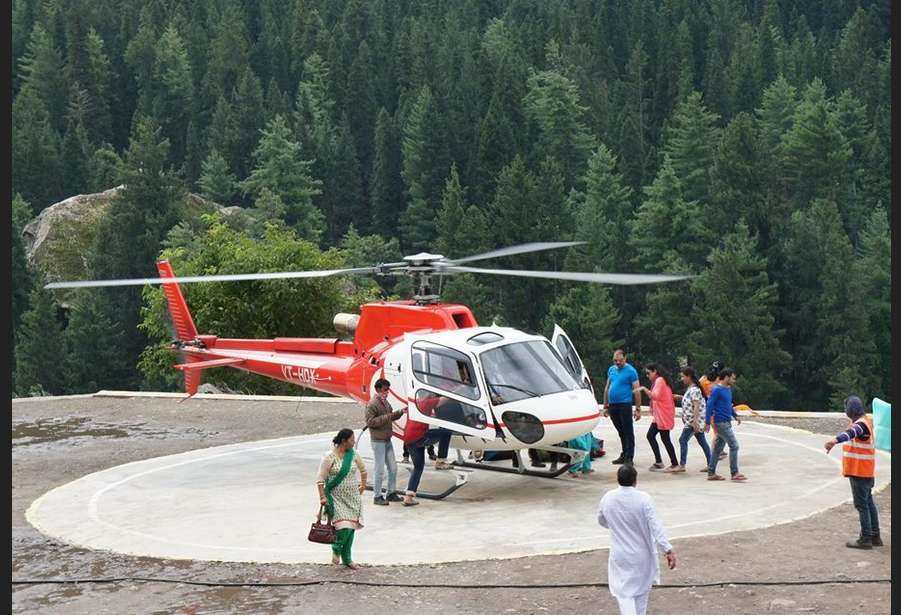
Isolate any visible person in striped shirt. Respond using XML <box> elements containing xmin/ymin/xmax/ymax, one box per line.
<box><xmin>824</xmin><ymin>395</ymin><xmax>882</xmax><ymax>549</ymax></box>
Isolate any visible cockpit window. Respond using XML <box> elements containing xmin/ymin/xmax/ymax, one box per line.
<box><xmin>467</xmin><ymin>332</ymin><xmax>504</xmax><ymax>346</ymax></box>
<box><xmin>481</xmin><ymin>340</ymin><xmax>580</xmax><ymax>404</ymax></box>
<box><xmin>411</xmin><ymin>341</ymin><xmax>481</xmax><ymax>400</ymax></box>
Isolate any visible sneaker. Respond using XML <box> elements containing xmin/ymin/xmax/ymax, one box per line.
<box><xmin>846</xmin><ymin>536</ymin><xmax>873</xmax><ymax>549</ymax></box>
<box><xmin>871</xmin><ymin>534</ymin><xmax>884</xmax><ymax>547</ymax></box>
<box><xmin>385</xmin><ymin>493</ymin><xmax>403</xmax><ymax>503</ymax></box>
<box><xmin>648</xmin><ymin>463</ymin><xmax>664</xmax><ymax>471</ymax></box>
<box><xmin>610</xmin><ymin>456</ymin><xmax>626</xmax><ymax>465</ymax></box>
<box><xmin>435</xmin><ymin>460</ymin><xmax>454</xmax><ymax>470</ymax></box>
<box><xmin>373</xmin><ymin>496</ymin><xmax>388</xmax><ymax>506</ymax></box>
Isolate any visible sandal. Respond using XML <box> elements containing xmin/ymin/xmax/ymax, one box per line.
<box><xmin>403</xmin><ymin>499</ymin><xmax>419</xmax><ymax>507</ymax></box>
<box><xmin>331</xmin><ymin>553</ymin><xmax>340</xmax><ymax>565</ymax></box>
<box><xmin>648</xmin><ymin>463</ymin><xmax>664</xmax><ymax>471</ymax></box>
<box><xmin>707</xmin><ymin>474</ymin><xmax>726</xmax><ymax>481</ymax></box>
<box><xmin>345</xmin><ymin>562</ymin><xmax>360</xmax><ymax>570</ymax></box>
<box><xmin>731</xmin><ymin>473</ymin><xmax>748</xmax><ymax>481</ymax></box>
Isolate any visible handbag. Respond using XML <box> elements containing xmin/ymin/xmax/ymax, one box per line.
<box><xmin>308</xmin><ymin>505</ymin><xmax>336</xmax><ymax>544</ymax></box>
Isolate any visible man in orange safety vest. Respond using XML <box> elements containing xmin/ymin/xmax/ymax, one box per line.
<box><xmin>824</xmin><ymin>395</ymin><xmax>882</xmax><ymax>549</ymax></box>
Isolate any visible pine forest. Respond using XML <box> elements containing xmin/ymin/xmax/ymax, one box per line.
<box><xmin>11</xmin><ymin>0</ymin><xmax>891</xmax><ymax>410</ymax></box>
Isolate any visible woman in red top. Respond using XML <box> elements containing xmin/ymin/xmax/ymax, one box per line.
<box><xmin>639</xmin><ymin>364</ymin><xmax>678</xmax><ymax>471</ymax></box>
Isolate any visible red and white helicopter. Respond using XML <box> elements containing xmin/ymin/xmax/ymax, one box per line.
<box><xmin>48</xmin><ymin>242</ymin><xmax>688</xmax><ymax>492</ymax></box>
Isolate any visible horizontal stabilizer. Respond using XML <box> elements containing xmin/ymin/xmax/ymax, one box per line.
<box><xmin>175</xmin><ymin>358</ymin><xmax>245</xmax><ymax>371</ymax></box>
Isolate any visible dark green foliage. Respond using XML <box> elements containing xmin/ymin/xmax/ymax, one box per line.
<box><xmin>688</xmin><ymin>221</ymin><xmax>790</xmax><ymax>407</ymax></box>
<box><xmin>369</xmin><ymin>107</ymin><xmax>404</xmax><ymax>230</ymax></box>
<box><xmin>139</xmin><ymin>216</ymin><xmax>375</xmax><ymax>395</ymax></box>
<box><xmin>198</xmin><ymin>149</ymin><xmax>237</xmax><ymax>205</ymax></box>
<box><xmin>14</xmin><ymin>282</ymin><xmax>66</xmax><ymax>396</ymax></box>
<box><xmin>240</xmin><ymin>115</ymin><xmax>324</xmax><ymax>241</ymax></box>
<box><xmin>11</xmin><ymin>195</ymin><xmax>34</xmax><ymax>391</ymax></box>
<box><xmin>87</xmin><ymin>116</ymin><xmax>185</xmax><ymax>388</ymax></box>
<box><xmin>9</xmin><ymin>1</ymin><xmax>889</xmax><ymax>408</ymax></box>
<box><xmin>62</xmin><ymin>290</ymin><xmax>131</xmax><ymax>393</ymax></box>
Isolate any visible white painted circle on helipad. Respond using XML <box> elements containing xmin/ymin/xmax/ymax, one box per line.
<box><xmin>26</xmin><ymin>422</ymin><xmax>890</xmax><ymax>565</ymax></box>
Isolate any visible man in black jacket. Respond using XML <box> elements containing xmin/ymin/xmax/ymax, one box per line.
<box><xmin>365</xmin><ymin>378</ymin><xmax>404</xmax><ymax>505</ymax></box>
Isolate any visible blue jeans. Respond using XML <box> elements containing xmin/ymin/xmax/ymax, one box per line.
<box><xmin>708</xmin><ymin>421</ymin><xmax>739</xmax><ymax>476</ymax></box>
<box><xmin>849</xmin><ymin>476</ymin><xmax>880</xmax><ymax>538</ymax></box>
<box><xmin>678</xmin><ymin>424</ymin><xmax>711</xmax><ymax>467</ymax></box>
<box><xmin>405</xmin><ymin>429</ymin><xmax>452</xmax><ymax>494</ymax></box>
<box><xmin>371</xmin><ymin>439</ymin><xmax>398</xmax><ymax>497</ymax></box>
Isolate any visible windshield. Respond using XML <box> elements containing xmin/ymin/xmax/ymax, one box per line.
<box><xmin>480</xmin><ymin>340</ymin><xmax>581</xmax><ymax>404</ymax></box>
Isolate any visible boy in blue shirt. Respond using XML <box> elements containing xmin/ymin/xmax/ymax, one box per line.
<box><xmin>704</xmin><ymin>368</ymin><xmax>747</xmax><ymax>481</ymax></box>
<box><xmin>603</xmin><ymin>349</ymin><xmax>642</xmax><ymax>465</ymax></box>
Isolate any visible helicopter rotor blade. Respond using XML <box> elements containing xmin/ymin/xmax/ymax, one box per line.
<box><xmin>445</xmin><ymin>241</ymin><xmax>586</xmax><ymax>265</ymax></box>
<box><xmin>44</xmin><ymin>266</ymin><xmax>383</xmax><ymax>290</ymax></box>
<box><xmin>441</xmin><ymin>265</ymin><xmax>693</xmax><ymax>285</ymax></box>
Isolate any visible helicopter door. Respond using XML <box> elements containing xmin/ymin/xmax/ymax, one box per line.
<box><xmin>551</xmin><ymin>324</ymin><xmax>595</xmax><ymax>396</ymax></box>
<box><xmin>408</xmin><ymin>340</ymin><xmax>496</xmax><ymax>441</ymax></box>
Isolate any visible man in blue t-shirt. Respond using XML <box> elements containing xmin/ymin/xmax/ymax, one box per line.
<box><xmin>704</xmin><ymin>368</ymin><xmax>747</xmax><ymax>481</ymax></box>
<box><xmin>603</xmin><ymin>349</ymin><xmax>642</xmax><ymax>465</ymax></box>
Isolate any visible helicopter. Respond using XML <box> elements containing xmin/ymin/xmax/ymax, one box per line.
<box><xmin>46</xmin><ymin>241</ymin><xmax>689</xmax><ymax>491</ymax></box>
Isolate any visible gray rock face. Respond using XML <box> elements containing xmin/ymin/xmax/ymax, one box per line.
<box><xmin>23</xmin><ymin>186</ymin><xmax>124</xmax><ymax>265</ymax></box>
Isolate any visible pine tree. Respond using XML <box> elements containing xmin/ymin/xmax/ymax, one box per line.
<box><xmin>63</xmin><ymin>290</ymin><xmax>131</xmax><ymax>393</ymax></box>
<box><xmin>399</xmin><ymin>85</ymin><xmax>451</xmax><ymax>252</ymax></box>
<box><xmin>779</xmin><ymin>79</ymin><xmax>851</xmax><ymax>204</ymax></box>
<box><xmin>662</xmin><ymin>91</ymin><xmax>721</xmax><ymax>210</ymax></box>
<box><xmin>11</xmin><ymin>195</ymin><xmax>34</xmax><ymax>391</ymax></box>
<box><xmin>206</xmin><ymin>96</ymin><xmax>241</xmax><ymax>190</ymax></box>
<box><xmin>232</xmin><ymin>67</ymin><xmax>265</xmax><ymax>179</ymax></box>
<box><xmin>12</xmin><ymin>86</ymin><xmax>63</xmax><ymax>212</ymax></box>
<box><xmin>778</xmin><ymin>199</ymin><xmax>873</xmax><ymax>408</ymax></box>
<box><xmin>566</xmin><ymin>144</ymin><xmax>633</xmax><ymax>273</ymax></box>
<box><xmin>198</xmin><ymin>149</ymin><xmax>237</xmax><ymax>204</ymax></box>
<box><xmin>87</xmin><ymin>116</ymin><xmax>185</xmax><ymax>388</ymax></box>
<box><xmin>850</xmin><ymin>207</ymin><xmax>890</xmax><ymax>401</ymax></box>
<box><xmin>14</xmin><ymin>283</ymin><xmax>66</xmax><ymax>396</ymax></box>
<box><xmin>240</xmin><ymin>114</ymin><xmax>324</xmax><ymax>242</ymax></box>
<box><xmin>629</xmin><ymin>157</ymin><xmax>712</xmax><ymax>272</ymax></box>
<box><xmin>522</xmin><ymin>61</ymin><xmax>595</xmax><ymax>188</ymax></box>
<box><xmin>18</xmin><ymin>23</ymin><xmax>67</xmax><ymax>132</ymax></box>
<box><xmin>370</xmin><ymin>107</ymin><xmax>404</xmax><ymax>230</ymax></box>
<box><xmin>688</xmin><ymin>221</ymin><xmax>790</xmax><ymax>407</ymax></box>
<box><xmin>324</xmin><ymin>117</ymin><xmax>365</xmax><ymax>243</ymax></box>
<box><xmin>151</xmin><ymin>24</ymin><xmax>194</xmax><ymax>165</ymax></box>
<box><xmin>711</xmin><ymin>112</ymin><xmax>768</xmax><ymax>242</ymax></box>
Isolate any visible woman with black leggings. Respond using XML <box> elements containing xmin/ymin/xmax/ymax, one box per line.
<box><xmin>639</xmin><ymin>364</ymin><xmax>678</xmax><ymax>470</ymax></box>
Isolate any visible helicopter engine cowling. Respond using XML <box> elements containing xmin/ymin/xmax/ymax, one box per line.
<box><xmin>333</xmin><ymin>313</ymin><xmax>360</xmax><ymax>336</ymax></box>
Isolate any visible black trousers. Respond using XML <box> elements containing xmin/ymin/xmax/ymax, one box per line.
<box><xmin>608</xmin><ymin>403</ymin><xmax>635</xmax><ymax>461</ymax></box>
<box><xmin>647</xmin><ymin>422</ymin><xmax>678</xmax><ymax>466</ymax></box>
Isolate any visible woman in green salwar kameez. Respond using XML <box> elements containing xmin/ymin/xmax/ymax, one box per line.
<box><xmin>317</xmin><ymin>428</ymin><xmax>367</xmax><ymax>569</ymax></box>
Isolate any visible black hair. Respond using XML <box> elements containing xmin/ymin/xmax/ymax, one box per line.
<box><xmin>681</xmin><ymin>366</ymin><xmax>702</xmax><ymax>391</ymax></box>
<box><xmin>706</xmin><ymin>360</ymin><xmax>724</xmax><ymax>382</ymax></box>
<box><xmin>332</xmin><ymin>428</ymin><xmax>354</xmax><ymax>446</ymax></box>
<box><xmin>645</xmin><ymin>363</ymin><xmax>672</xmax><ymax>389</ymax></box>
<box><xmin>374</xmin><ymin>378</ymin><xmax>391</xmax><ymax>390</ymax></box>
<box><xmin>719</xmin><ymin>367</ymin><xmax>735</xmax><ymax>378</ymax></box>
<box><xmin>617</xmin><ymin>464</ymin><xmax>638</xmax><ymax>486</ymax></box>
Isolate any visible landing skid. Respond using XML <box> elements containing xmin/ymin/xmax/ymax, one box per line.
<box><xmin>365</xmin><ymin>465</ymin><xmax>471</xmax><ymax>500</ymax></box>
<box><xmin>452</xmin><ymin>446</ymin><xmax>587</xmax><ymax>479</ymax></box>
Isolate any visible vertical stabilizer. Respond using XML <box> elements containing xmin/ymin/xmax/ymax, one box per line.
<box><xmin>156</xmin><ymin>260</ymin><xmax>199</xmax><ymax>342</ymax></box>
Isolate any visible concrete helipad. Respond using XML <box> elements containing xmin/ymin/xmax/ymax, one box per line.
<box><xmin>26</xmin><ymin>421</ymin><xmax>891</xmax><ymax>565</ymax></box>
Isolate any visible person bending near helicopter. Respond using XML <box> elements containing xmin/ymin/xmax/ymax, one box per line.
<box><xmin>603</xmin><ymin>349</ymin><xmax>642</xmax><ymax>466</ymax></box>
<box><xmin>401</xmin><ymin>392</ymin><xmax>460</xmax><ymax>506</ymax></box>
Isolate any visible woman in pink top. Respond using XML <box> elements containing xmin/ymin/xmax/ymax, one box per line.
<box><xmin>639</xmin><ymin>364</ymin><xmax>678</xmax><ymax>471</ymax></box>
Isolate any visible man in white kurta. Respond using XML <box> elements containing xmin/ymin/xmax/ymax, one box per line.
<box><xmin>597</xmin><ymin>465</ymin><xmax>676</xmax><ymax>615</ymax></box>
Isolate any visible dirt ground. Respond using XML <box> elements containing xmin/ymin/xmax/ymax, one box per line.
<box><xmin>11</xmin><ymin>396</ymin><xmax>892</xmax><ymax>614</ymax></box>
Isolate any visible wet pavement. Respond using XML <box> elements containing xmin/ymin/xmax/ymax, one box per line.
<box><xmin>11</xmin><ymin>395</ymin><xmax>892</xmax><ymax>614</ymax></box>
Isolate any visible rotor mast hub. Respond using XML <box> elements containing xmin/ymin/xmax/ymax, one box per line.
<box><xmin>403</xmin><ymin>253</ymin><xmax>446</xmax><ymax>304</ymax></box>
